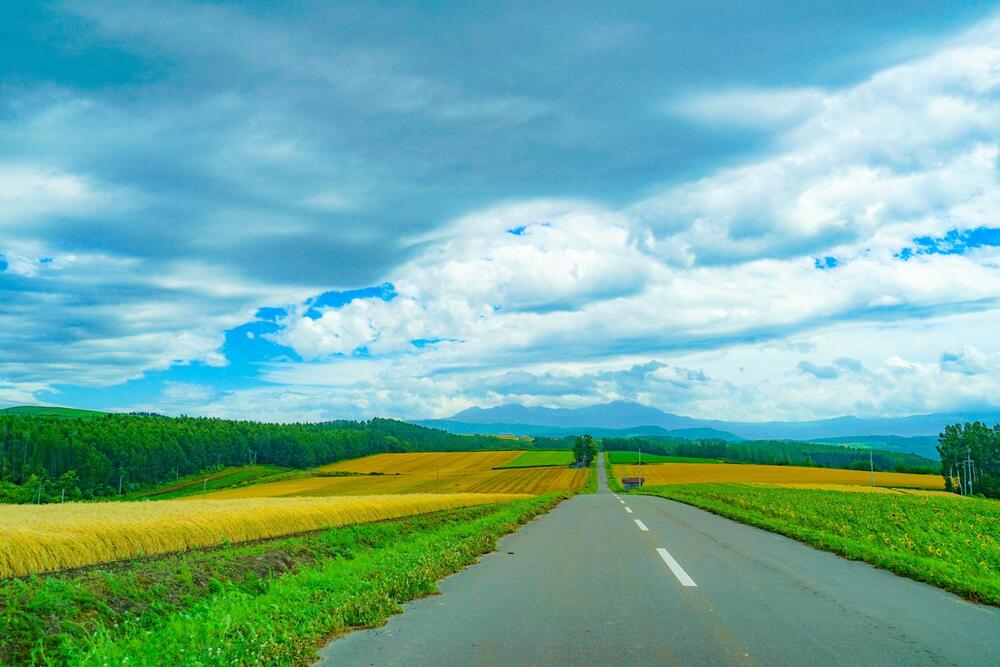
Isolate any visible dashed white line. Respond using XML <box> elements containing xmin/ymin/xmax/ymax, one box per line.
<box><xmin>625</xmin><ymin>507</ymin><xmax>634</xmax><ymax>514</ymax></box>
<box><xmin>634</xmin><ymin>519</ymin><xmax>649</xmax><ymax>531</ymax></box>
<box><xmin>657</xmin><ymin>548</ymin><xmax>697</xmax><ymax>587</ymax></box>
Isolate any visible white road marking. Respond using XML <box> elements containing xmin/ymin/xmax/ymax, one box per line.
<box><xmin>634</xmin><ymin>519</ymin><xmax>649</xmax><ymax>531</ymax></box>
<box><xmin>625</xmin><ymin>507</ymin><xmax>634</xmax><ymax>514</ymax></box>
<box><xmin>619</xmin><ymin>499</ymin><xmax>625</xmax><ymax>504</ymax></box>
<box><xmin>657</xmin><ymin>548</ymin><xmax>697</xmax><ymax>587</ymax></box>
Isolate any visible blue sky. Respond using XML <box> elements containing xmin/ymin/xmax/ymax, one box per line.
<box><xmin>1</xmin><ymin>1</ymin><xmax>999</xmax><ymax>421</ymax></box>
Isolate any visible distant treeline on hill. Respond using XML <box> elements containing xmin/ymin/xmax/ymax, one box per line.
<box><xmin>0</xmin><ymin>413</ymin><xmax>526</xmax><ymax>502</ymax></box>
<box><xmin>600</xmin><ymin>436</ymin><xmax>939</xmax><ymax>474</ymax></box>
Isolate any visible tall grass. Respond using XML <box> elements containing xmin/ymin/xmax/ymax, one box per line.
<box><xmin>0</xmin><ymin>494</ymin><xmax>526</xmax><ymax>578</ymax></box>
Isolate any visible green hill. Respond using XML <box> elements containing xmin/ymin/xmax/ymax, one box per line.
<box><xmin>0</xmin><ymin>405</ymin><xmax>106</xmax><ymax>419</ymax></box>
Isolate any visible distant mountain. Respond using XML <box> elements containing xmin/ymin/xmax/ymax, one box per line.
<box><xmin>414</xmin><ymin>419</ymin><xmax>744</xmax><ymax>442</ymax></box>
<box><xmin>428</xmin><ymin>401</ymin><xmax>1000</xmax><ymax>454</ymax></box>
<box><xmin>450</xmin><ymin>400</ymin><xmax>702</xmax><ymax>430</ymax></box>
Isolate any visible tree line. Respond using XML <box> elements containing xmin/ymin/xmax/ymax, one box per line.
<box><xmin>0</xmin><ymin>414</ymin><xmax>522</xmax><ymax>503</ymax></box>
<box><xmin>600</xmin><ymin>436</ymin><xmax>938</xmax><ymax>474</ymax></box>
<box><xmin>937</xmin><ymin>421</ymin><xmax>999</xmax><ymax>498</ymax></box>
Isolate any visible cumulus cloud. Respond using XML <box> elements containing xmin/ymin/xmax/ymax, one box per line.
<box><xmin>2</xmin><ymin>4</ymin><xmax>999</xmax><ymax>420</ymax></box>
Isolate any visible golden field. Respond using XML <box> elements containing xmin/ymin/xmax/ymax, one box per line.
<box><xmin>0</xmin><ymin>493</ymin><xmax>525</xmax><ymax>578</ymax></box>
<box><xmin>198</xmin><ymin>451</ymin><xmax>589</xmax><ymax>499</ymax></box>
<box><xmin>613</xmin><ymin>462</ymin><xmax>945</xmax><ymax>489</ymax></box>
<box><xmin>320</xmin><ymin>451</ymin><xmax>522</xmax><ymax>475</ymax></box>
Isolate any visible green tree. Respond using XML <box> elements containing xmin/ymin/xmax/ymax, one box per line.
<box><xmin>937</xmin><ymin>422</ymin><xmax>1000</xmax><ymax>497</ymax></box>
<box><xmin>573</xmin><ymin>434</ymin><xmax>597</xmax><ymax>466</ymax></box>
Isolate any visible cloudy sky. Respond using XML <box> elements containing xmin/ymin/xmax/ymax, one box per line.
<box><xmin>2</xmin><ymin>1</ymin><xmax>999</xmax><ymax>422</ymax></box>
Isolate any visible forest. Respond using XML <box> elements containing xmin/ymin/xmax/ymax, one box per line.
<box><xmin>0</xmin><ymin>413</ymin><xmax>521</xmax><ymax>502</ymax></box>
<box><xmin>936</xmin><ymin>421</ymin><xmax>1000</xmax><ymax>498</ymax></box>
<box><xmin>601</xmin><ymin>435</ymin><xmax>939</xmax><ymax>475</ymax></box>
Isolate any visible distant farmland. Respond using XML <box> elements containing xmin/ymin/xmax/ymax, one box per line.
<box><xmin>613</xmin><ymin>462</ymin><xmax>944</xmax><ymax>489</ymax></box>
<box><xmin>497</xmin><ymin>450</ymin><xmax>575</xmax><ymax>468</ymax></box>
<box><xmin>203</xmin><ymin>451</ymin><xmax>589</xmax><ymax>498</ymax></box>
<box><xmin>606</xmin><ymin>451</ymin><xmax>720</xmax><ymax>464</ymax></box>
<box><xmin>321</xmin><ymin>451</ymin><xmax>522</xmax><ymax>475</ymax></box>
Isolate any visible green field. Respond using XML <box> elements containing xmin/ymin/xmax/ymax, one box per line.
<box><xmin>0</xmin><ymin>405</ymin><xmax>105</xmax><ymax>419</ymax></box>
<box><xmin>0</xmin><ymin>494</ymin><xmax>564</xmax><ymax>665</ymax></box>
<box><xmin>637</xmin><ymin>483</ymin><xmax>1000</xmax><ymax>606</ymax></box>
<box><xmin>127</xmin><ymin>464</ymin><xmax>305</xmax><ymax>500</ymax></box>
<box><xmin>497</xmin><ymin>450</ymin><xmax>575</xmax><ymax>468</ymax></box>
<box><xmin>607</xmin><ymin>451</ymin><xmax>721</xmax><ymax>464</ymax></box>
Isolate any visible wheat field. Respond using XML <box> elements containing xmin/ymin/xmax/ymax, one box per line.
<box><xmin>0</xmin><ymin>493</ymin><xmax>525</xmax><ymax>578</ymax></box>
<box><xmin>319</xmin><ymin>451</ymin><xmax>522</xmax><ymax>475</ymax></box>
<box><xmin>613</xmin><ymin>462</ymin><xmax>945</xmax><ymax>489</ymax></box>
<box><xmin>204</xmin><ymin>465</ymin><xmax>588</xmax><ymax>498</ymax></box>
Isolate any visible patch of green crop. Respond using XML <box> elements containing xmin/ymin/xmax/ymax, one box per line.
<box><xmin>496</xmin><ymin>450</ymin><xmax>575</xmax><ymax>468</ymax></box>
<box><xmin>638</xmin><ymin>483</ymin><xmax>1000</xmax><ymax>606</ymax></box>
<box><xmin>0</xmin><ymin>494</ymin><xmax>565</xmax><ymax>665</ymax></box>
<box><xmin>127</xmin><ymin>465</ymin><xmax>306</xmax><ymax>500</ymax></box>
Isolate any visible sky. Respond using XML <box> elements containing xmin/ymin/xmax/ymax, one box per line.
<box><xmin>1</xmin><ymin>0</ymin><xmax>999</xmax><ymax>422</ymax></box>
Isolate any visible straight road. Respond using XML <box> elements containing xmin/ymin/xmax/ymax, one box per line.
<box><xmin>317</xmin><ymin>456</ymin><xmax>1000</xmax><ymax>666</ymax></box>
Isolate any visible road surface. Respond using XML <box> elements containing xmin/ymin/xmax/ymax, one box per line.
<box><xmin>317</xmin><ymin>455</ymin><xmax>1000</xmax><ymax>666</ymax></box>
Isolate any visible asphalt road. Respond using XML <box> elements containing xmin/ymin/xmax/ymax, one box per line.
<box><xmin>316</xmin><ymin>456</ymin><xmax>1000</xmax><ymax>666</ymax></box>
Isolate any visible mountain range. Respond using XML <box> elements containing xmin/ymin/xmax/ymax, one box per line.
<box><xmin>416</xmin><ymin>400</ymin><xmax>1000</xmax><ymax>458</ymax></box>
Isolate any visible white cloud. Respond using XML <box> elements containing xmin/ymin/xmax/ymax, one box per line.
<box><xmin>3</xmin><ymin>7</ymin><xmax>1000</xmax><ymax>420</ymax></box>
<box><xmin>671</xmin><ymin>87</ymin><xmax>828</xmax><ymax>129</ymax></box>
<box><xmin>254</xmin><ymin>18</ymin><xmax>1000</xmax><ymax>419</ymax></box>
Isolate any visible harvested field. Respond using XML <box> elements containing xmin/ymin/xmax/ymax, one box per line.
<box><xmin>320</xmin><ymin>451</ymin><xmax>522</xmax><ymax>475</ymax></box>
<box><xmin>204</xmin><ymin>465</ymin><xmax>588</xmax><ymax>498</ymax></box>
<box><xmin>0</xmin><ymin>493</ymin><xmax>524</xmax><ymax>578</ymax></box>
<box><xmin>613</xmin><ymin>462</ymin><xmax>944</xmax><ymax>489</ymax></box>
<box><xmin>497</xmin><ymin>450</ymin><xmax>575</xmax><ymax>468</ymax></box>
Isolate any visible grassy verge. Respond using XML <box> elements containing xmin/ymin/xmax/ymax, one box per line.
<box><xmin>0</xmin><ymin>494</ymin><xmax>564</xmax><ymax>665</ymax></box>
<box><xmin>579</xmin><ymin>459</ymin><xmax>598</xmax><ymax>494</ymax></box>
<box><xmin>496</xmin><ymin>450</ymin><xmax>574</xmax><ymax>469</ymax></box>
<box><xmin>638</xmin><ymin>483</ymin><xmax>1000</xmax><ymax>606</ymax></box>
<box><xmin>606</xmin><ymin>451</ymin><xmax>721</xmax><ymax>464</ymax></box>
<box><xmin>605</xmin><ymin>453</ymin><xmax>624</xmax><ymax>493</ymax></box>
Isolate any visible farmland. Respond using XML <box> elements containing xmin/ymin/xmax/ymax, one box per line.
<box><xmin>0</xmin><ymin>493</ymin><xmax>525</xmax><ymax>578</ymax></box>
<box><xmin>637</xmin><ymin>484</ymin><xmax>1000</xmax><ymax>605</ymax></box>
<box><xmin>606</xmin><ymin>451</ymin><xmax>721</xmax><ymax>464</ymax></box>
<box><xmin>497</xmin><ymin>450</ymin><xmax>576</xmax><ymax>468</ymax></box>
<box><xmin>0</xmin><ymin>495</ymin><xmax>564</xmax><ymax>666</ymax></box>
<box><xmin>613</xmin><ymin>462</ymin><xmax>944</xmax><ymax>489</ymax></box>
<box><xmin>204</xmin><ymin>465</ymin><xmax>587</xmax><ymax>498</ymax></box>
<box><xmin>200</xmin><ymin>451</ymin><xmax>589</xmax><ymax>499</ymax></box>
<box><xmin>321</xmin><ymin>451</ymin><xmax>521</xmax><ymax>474</ymax></box>
<box><xmin>129</xmin><ymin>464</ymin><xmax>305</xmax><ymax>500</ymax></box>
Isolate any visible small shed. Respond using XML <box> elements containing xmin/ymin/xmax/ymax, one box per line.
<box><xmin>621</xmin><ymin>476</ymin><xmax>645</xmax><ymax>490</ymax></box>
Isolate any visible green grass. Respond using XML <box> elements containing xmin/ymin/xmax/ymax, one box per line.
<box><xmin>0</xmin><ymin>494</ymin><xmax>565</xmax><ymax>665</ymax></box>
<box><xmin>0</xmin><ymin>406</ymin><xmax>105</xmax><ymax>419</ymax></box>
<box><xmin>604</xmin><ymin>452</ymin><xmax>624</xmax><ymax>493</ymax></box>
<box><xmin>637</xmin><ymin>483</ymin><xmax>1000</xmax><ymax>606</ymax></box>
<box><xmin>606</xmin><ymin>451</ymin><xmax>721</xmax><ymax>464</ymax></box>
<box><xmin>496</xmin><ymin>450</ymin><xmax>575</xmax><ymax>468</ymax></box>
<box><xmin>579</xmin><ymin>459</ymin><xmax>598</xmax><ymax>494</ymax></box>
<box><xmin>127</xmin><ymin>465</ymin><xmax>306</xmax><ymax>500</ymax></box>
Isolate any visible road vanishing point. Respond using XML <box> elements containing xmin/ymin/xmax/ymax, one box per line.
<box><xmin>317</xmin><ymin>456</ymin><xmax>1000</xmax><ymax>666</ymax></box>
